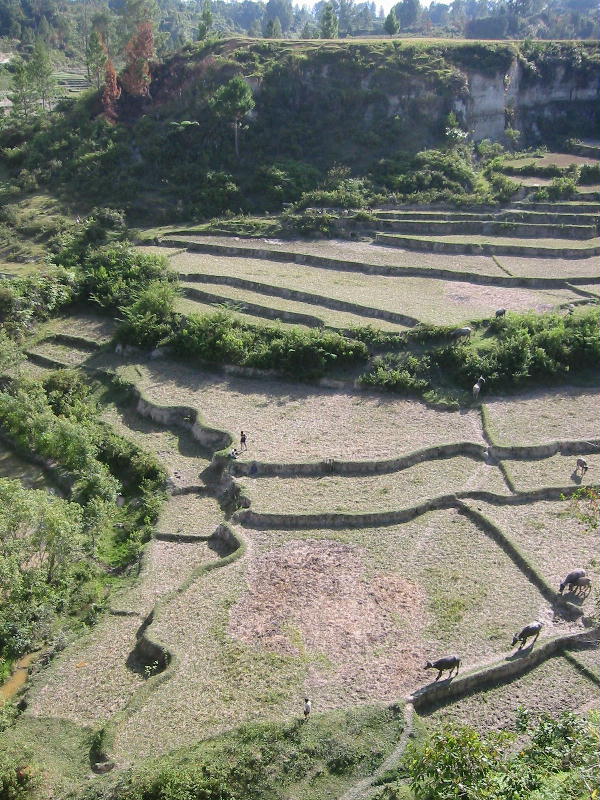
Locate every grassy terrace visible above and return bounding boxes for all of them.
[168,251,581,326]
[161,236,508,276]
[483,387,600,447]
[115,359,486,461]
[421,654,597,733]
[506,452,600,492]
[180,279,411,331]
[240,458,509,514]
[473,499,600,597]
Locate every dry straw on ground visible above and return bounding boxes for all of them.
[117,360,486,462]
[484,387,600,446]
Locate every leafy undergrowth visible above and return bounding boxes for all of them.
[99,705,405,800]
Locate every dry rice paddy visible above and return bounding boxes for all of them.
[26,615,144,727]
[472,499,599,599]
[170,251,580,325]
[240,457,508,514]
[116,360,486,461]
[167,236,506,276]
[421,654,598,733]
[484,387,600,446]
[506,452,600,492]
[180,279,410,331]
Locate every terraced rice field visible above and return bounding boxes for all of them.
[506,452,600,492]
[12,195,600,788]
[422,654,598,733]
[115,360,486,461]
[180,279,411,331]
[472,499,600,595]
[164,235,507,276]
[239,457,509,514]
[169,251,581,326]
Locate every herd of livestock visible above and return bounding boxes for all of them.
[424,568,592,682]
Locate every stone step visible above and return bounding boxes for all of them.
[511,201,598,213]
[374,232,600,258]
[373,210,599,225]
[374,219,596,240]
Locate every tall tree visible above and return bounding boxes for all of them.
[8,58,36,121]
[210,75,255,158]
[121,21,154,97]
[197,0,213,40]
[264,0,293,33]
[394,0,421,28]
[86,29,108,90]
[320,3,339,37]
[384,7,400,34]
[28,39,56,112]
[102,59,121,121]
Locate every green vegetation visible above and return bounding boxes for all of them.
[84,706,404,800]
[0,369,166,667]
[360,309,600,403]
[2,39,597,225]
[389,710,600,800]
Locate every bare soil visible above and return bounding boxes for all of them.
[229,538,427,705]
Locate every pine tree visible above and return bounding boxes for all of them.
[271,16,283,37]
[28,39,56,112]
[102,59,121,122]
[86,29,108,90]
[384,8,400,35]
[210,75,255,158]
[121,21,154,97]
[197,0,213,40]
[8,58,36,121]
[320,3,339,38]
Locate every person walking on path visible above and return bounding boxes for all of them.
[240,431,247,451]
[303,698,312,720]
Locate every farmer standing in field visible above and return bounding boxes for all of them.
[240,431,247,451]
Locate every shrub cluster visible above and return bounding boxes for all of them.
[358,310,599,399]
[168,310,369,379]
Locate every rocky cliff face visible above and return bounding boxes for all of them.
[457,57,600,143]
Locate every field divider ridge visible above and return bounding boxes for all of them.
[408,628,599,711]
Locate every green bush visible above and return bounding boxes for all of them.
[76,243,174,310]
[168,311,368,379]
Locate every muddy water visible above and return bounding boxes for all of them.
[0,652,40,704]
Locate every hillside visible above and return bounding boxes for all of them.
[2,38,599,223]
